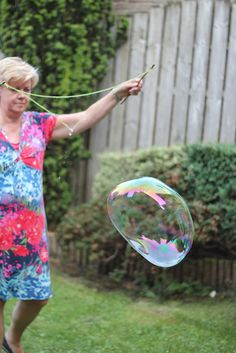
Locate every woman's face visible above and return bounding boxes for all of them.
[0,79,32,117]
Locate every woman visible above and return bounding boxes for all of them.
[0,57,142,353]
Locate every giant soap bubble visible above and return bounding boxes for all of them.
[107,177,194,268]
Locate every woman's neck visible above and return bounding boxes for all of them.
[0,110,22,143]
[0,109,22,126]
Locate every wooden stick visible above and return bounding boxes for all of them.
[120,64,156,104]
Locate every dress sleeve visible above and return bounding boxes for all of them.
[33,112,57,145]
[44,114,57,144]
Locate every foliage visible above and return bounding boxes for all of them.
[184,144,236,256]
[56,144,236,293]
[56,198,125,266]
[92,146,187,199]
[0,0,128,226]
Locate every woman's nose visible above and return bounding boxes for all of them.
[18,90,28,99]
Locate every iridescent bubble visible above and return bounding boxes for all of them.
[107,177,194,268]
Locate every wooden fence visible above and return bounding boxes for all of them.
[84,0,236,199]
[48,232,236,291]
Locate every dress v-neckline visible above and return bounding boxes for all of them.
[0,114,24,150]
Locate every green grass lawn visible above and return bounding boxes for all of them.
[4,270,236,353]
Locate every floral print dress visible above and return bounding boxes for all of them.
[0,111,57,300]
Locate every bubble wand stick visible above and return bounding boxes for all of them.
[120,64,156,104]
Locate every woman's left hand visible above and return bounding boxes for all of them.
[112,78,143,100]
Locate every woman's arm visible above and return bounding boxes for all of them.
[51,78,142,139]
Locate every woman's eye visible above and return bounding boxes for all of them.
[7,85,31,93]
[15,87,31,93]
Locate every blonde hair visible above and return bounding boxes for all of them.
[0,57,39,88]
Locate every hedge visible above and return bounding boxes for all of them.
[56,143,236,267]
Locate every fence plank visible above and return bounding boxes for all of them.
[154,3,180,146]
[220,3,236,143]
[203,258,211,285]
[123,12,149,151]
[186,1,213,143]
[224,259,232,287]
[203,1,230,142]
[108,17,132,151]
[138,6,164,149]
[86,60,114,199]
[218,259,225,288]
[211,258,217,287]
[233,262,236,288]
[170,1,196,145]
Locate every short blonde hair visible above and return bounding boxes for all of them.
[0,57,39,88]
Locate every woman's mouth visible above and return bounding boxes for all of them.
[16,102,26,106]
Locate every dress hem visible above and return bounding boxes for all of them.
[0,294,53,301]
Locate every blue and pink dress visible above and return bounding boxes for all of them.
[0,111,57,300]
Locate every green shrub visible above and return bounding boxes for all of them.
[93,146,187,199]
[184,144,236,256]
